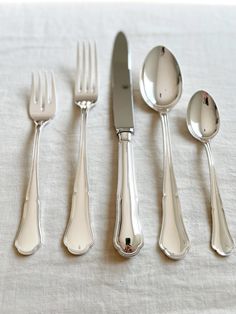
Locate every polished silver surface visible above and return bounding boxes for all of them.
[15,71,56,255]
[140,46,182,113]
[140,46,190,260]
[112,32,134,133]
[112,32,143,257]
[187,90,234,256]
[63,41,98,255]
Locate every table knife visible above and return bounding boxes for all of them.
[111,31,144,257]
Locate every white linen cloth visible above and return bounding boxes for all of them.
[0,2,236,313]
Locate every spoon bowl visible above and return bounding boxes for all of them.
[140,46,182,113]
[187,90,220,143]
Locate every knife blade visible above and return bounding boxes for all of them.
[112,32,134,133]
[111,31,143,257]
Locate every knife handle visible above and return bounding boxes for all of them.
[113,131,144,257]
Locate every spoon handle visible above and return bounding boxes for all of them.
[113,132,144,257]
[159,113,190,259]
[204,142,234,256]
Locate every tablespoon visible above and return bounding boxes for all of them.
[140,46,190,259]
[187,90,234,256]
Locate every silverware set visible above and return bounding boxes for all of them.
[14,31,234,259]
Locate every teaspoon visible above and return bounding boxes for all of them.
[140,46,190,259]
[187,90,234,256]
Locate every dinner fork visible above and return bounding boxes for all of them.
[63,41,98,255]
[15,71,56,255]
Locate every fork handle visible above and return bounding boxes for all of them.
[63,108,94,255]
[113,132,144,257]
[15,123,42,255]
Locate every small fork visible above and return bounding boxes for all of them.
[63,41,98,255]
[15,71,56,255]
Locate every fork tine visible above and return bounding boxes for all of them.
[89,41,97,93]
[88,41,93,92]
[30,72,36,106]
[82,41,89,93]
[44,71,49,106]
[50,71,56,110]
[75,42,82,94]
[38,71,43,110]
[94,43,98,94]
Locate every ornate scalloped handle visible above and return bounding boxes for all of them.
[15,124,42,255]
[205,142,234,256]
[159,113,190,260]
[113,132,144,257]
[63,108,94,255]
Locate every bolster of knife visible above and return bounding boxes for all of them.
[113,131,144,257]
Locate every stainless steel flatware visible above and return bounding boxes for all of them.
[63,41,98,255]
[187,90,234,256]
[112,32,143,257]
[15,71,56,255]
[140,46,190,260]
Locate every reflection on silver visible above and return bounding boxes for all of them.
[187,90,234,256]
[140,46,190,260]
[112,32,144,257]
[114,132,143,257]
